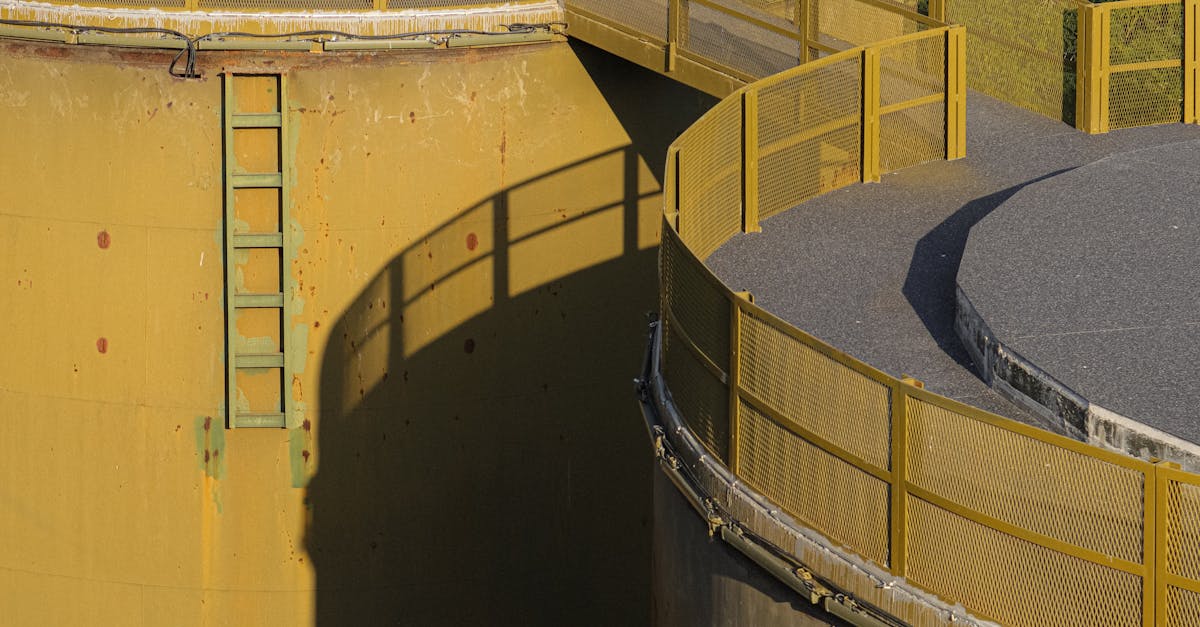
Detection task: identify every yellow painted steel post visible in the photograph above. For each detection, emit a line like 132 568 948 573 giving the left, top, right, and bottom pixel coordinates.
1185 0 1198 124
1098 4 1111 133
796 0 811 64
945 25 967 160
727 293 750 473
676 148 686 236
861 47 882 183
928 0 946 22
665 146 680 231
373 0 387 11
1153 461 1179 627
889 377 920 577
668 0 683 72
1079 3 1110 133
742 88 761 233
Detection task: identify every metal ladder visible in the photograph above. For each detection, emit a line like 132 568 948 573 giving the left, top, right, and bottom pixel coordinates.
222 73 294 429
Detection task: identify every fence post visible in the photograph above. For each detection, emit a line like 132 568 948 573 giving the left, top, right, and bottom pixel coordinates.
742 88 761 232
927 0 946 22
796 0 811 64
668 0 683 72
728 292 751 473
945 25 967 160
1185 0 1198 124
1152 460 1178 627
889 376 920 577
1078 3 1110 133
861 46 882 182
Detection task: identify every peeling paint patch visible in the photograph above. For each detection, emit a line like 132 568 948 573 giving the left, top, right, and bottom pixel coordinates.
288 417 314 488
194 415 227 480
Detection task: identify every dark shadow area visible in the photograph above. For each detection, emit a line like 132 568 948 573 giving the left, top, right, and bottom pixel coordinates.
901 170 1072 374
651 472 849 626
306 44 717 626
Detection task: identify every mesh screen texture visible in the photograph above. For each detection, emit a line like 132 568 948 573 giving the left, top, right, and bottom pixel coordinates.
907 397 1145 564
681 0 803 80
880 102 945 172
810 0 926 51
660 228 731 369
907 496 1144 627
1167 480 1200 580
1106 3 1184 128
949 0 1078 123
1168 585 1200 627
567 0 669 42
676 98 743 261
756 56 861 219
1109 2 1183 65
879 32 945 107
737 400 891 566
1109 67 1183 129
737 308 891 470
664 323 730 461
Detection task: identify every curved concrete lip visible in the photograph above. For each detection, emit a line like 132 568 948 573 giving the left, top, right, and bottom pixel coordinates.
956 139 1200 469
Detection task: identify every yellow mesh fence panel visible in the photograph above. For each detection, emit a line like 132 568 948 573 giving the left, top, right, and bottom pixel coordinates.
736 308 891 470
1167 479 1200 580
676 98 743 260
681 0 804 80
879 32 945 107
948 0 1079 123
737 400 891 566
880 102 946 172
72 0 186 7
567 0 670 42
878 33 946 172
1107 2 1184 129
907 496 1144 627
907 396 1145 563
756 56 862 219
810 0 927 51
664 323 730 461
660 228 730 369
1167 586 1200 627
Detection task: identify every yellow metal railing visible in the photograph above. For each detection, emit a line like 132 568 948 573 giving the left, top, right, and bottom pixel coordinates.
938 0 1199 132
627 0 1200 625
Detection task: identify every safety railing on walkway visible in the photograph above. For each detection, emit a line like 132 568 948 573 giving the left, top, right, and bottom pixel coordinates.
936 0 1198 131
615 0 1200 625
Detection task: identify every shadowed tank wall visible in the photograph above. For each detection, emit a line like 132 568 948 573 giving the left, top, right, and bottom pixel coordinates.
0 38 713 625
652 472 844 627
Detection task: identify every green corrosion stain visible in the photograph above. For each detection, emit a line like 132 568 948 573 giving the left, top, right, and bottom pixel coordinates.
194 415 228 480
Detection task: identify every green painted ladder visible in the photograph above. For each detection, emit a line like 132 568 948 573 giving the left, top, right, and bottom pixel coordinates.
222 73 295 429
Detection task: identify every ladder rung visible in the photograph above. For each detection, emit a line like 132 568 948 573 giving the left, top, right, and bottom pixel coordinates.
235 293 284 308
231 112 282 128
231 173 283 188
236 353 284 369
234 413 286 428
233 233 284 248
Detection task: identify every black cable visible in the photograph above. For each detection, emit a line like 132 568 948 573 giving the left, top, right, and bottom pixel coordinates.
0 18 564 78
0 18 199 77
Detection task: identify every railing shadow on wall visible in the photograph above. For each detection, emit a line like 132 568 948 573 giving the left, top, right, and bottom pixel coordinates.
303 41 719 625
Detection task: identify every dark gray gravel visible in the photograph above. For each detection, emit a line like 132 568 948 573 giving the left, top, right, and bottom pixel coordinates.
707 92 1200 435
960 140 1200 440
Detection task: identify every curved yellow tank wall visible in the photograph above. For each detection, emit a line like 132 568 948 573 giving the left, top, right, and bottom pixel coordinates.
0 40 713 625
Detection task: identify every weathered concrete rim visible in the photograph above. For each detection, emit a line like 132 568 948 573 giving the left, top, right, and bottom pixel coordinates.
0 0 562 38
955 283 1200 473
638 322 995 627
